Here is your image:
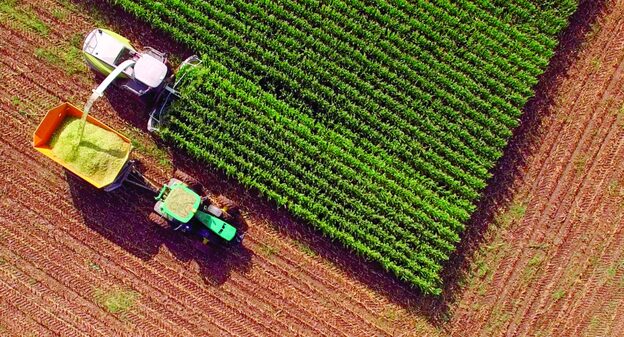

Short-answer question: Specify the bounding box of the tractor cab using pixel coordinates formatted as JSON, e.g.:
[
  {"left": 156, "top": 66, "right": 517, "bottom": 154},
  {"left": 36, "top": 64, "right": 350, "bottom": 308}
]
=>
[
  {"left": 155, "top": 180, "right": 201, "bottom": 223},
  {"left": 82, "top": 28, "right": 169, "bottom": 98},
  {"left": 154, "top": 179, "right": 241, "bottom": 244}
]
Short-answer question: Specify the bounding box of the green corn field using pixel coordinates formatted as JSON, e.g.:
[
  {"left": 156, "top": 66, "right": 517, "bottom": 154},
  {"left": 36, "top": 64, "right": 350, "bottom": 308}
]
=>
[{"left": 113, "top": 0, "right": 577, "bottom": 295}]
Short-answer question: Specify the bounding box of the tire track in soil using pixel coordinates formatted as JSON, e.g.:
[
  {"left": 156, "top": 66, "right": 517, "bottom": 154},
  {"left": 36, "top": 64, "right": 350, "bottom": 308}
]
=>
[
  {"left": 561, "top": 218, "right": 624, "bottom": 336},
  {"left": 550, "top": 104, "right": 624, "bottom": 333},
  {"left": 0, "top": 207, "right": 193, "bottom": 337},
  {"left": 550, "top": 164, "right": 624, "bottom": 335},
  {"left": 0, "top": 250, "right": 107, "bottom": 337},
  {"left": 450, "top": 13, "right": 624, "bottom": 330},
  {"left": 498, "top": 51, "right": 624, "bottom": 337},
  {"left": 607, "top": 284, "right": 624, "bottom": 336},
  {"left": 241, "top": 235, "right": 389, "bottom": 334},
  {"left": 513, "top": 115, "right": 624, "bottom": 335},
  {"left": 235, "top": 223, "right": 399, "bottom": 334},
  {"left": 450, "top": 3, "right": 624, "bottom": 335},
  {"left": 521, "top": 63, "right": 624, "bottom": 335},
  {"left": 0, "top": 269, "right": 87, "bottom": 337},
  {"left": 506, "top": 52, "right": 624, "bottom": 335},
  {"left": 0, "top": 292, "right": 55, "bottom": 337},
  {"left": 0, "top": 281, "right": 76, "bottom": 337},
  {"left": 0, "top": 242, "right": 129, "bottom": 336},
  {"left": 474, "top": 13, "right": 624, "bottom": 324}
]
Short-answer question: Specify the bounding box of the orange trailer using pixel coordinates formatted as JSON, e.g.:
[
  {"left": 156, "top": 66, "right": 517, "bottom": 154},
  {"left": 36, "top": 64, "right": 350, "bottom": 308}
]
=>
[{"left": 32, "top": 102, "right": 134, "bottom": 190}]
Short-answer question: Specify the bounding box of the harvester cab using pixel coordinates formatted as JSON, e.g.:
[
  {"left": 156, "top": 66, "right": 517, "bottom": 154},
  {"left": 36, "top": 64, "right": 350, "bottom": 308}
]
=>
[{"left": 82, "top": 28, "right": 169, "bottom": 99}]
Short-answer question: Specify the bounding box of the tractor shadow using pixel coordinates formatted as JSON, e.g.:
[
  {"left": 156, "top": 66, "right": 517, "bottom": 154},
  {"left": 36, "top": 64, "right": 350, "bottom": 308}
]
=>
[
  {"left": 69, "top": 0, "right": 606, "bottom": 328},
  {"left": 66, "top": 170, "right": 252, "bottom": 286}
]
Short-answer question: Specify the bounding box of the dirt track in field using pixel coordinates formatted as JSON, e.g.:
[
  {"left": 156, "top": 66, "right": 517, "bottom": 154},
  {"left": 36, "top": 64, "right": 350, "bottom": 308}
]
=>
[
  {"left": 0, "top": 0, "right": 623, "bottom": 336},
  {"left": 447, "top": 0, "right": 624, "bottom": 335}
]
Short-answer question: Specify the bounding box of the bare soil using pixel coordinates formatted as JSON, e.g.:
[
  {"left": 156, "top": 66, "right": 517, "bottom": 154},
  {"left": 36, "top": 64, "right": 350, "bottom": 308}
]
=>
[{"left": 0, "top": 0, "right": 622, "bottom": 336}]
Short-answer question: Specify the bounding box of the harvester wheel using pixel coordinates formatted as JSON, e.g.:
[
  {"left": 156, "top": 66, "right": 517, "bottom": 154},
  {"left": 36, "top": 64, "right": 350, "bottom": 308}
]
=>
[{"left": 148, "top": 212, "right": 168, "bottom": 228}]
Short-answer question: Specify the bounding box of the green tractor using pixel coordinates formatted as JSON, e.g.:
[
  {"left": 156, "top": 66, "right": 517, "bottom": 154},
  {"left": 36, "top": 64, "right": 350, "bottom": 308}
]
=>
[{"left": 153, "top": 178, "right": 244, "bottom": 245}]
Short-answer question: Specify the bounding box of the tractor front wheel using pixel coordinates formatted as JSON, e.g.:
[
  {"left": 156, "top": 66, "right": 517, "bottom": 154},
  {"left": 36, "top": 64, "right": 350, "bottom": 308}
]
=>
[{"left": 217, "top": 195, "right": 239, "bottom": 215}]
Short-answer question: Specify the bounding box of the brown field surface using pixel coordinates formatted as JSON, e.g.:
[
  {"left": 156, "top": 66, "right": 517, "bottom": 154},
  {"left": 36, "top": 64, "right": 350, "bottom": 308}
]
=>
[{"left": 0, "top": 0, "right": 622, "bottom": 336}]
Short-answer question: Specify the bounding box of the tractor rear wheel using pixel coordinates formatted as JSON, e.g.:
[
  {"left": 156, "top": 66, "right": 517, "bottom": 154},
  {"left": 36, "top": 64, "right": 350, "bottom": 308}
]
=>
[
  {"left": 148, "top": 212, "right": 168, "bottom": 228},
  {"left": 173, "top": 170, "right": 203, "bottom": 192}
]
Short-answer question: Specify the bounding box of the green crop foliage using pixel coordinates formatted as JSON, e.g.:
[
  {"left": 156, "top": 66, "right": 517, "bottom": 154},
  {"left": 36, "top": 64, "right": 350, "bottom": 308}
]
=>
[
  {"left": 111, "top": 0, "right": 577, "bottom": 295},
  {"left": 94, "top": 287, "right": 139, "bottom": 314},
  {"left": 0, "top": 0, "right": 49, "bottom": 35}
]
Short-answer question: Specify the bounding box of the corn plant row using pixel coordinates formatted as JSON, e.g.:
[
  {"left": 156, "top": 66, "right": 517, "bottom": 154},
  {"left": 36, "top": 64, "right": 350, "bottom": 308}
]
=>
[
  {"left": 112, "top": 0, "right": 576, "bottom": 294},
  {"left": 164, "top": 63, "right": 452, "bottom": 292},
  {"left": 132, "top": 0, "right": 498, "bottom": 198},
  {"left": 168, "top": 0, "right": 517, "bottom": 146},
  {"left": 193, "top": 0, "right": 505, "bottom": 167}
]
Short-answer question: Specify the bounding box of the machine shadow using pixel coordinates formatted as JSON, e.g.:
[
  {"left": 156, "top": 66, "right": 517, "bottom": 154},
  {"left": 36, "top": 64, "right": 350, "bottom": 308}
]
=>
[
  {"left": 66, "top": 170, "right": 252, "bottom": 286},
  {"left": 69, "top": 0, "right": 606, "bottom": 327},
  {"left": 104, "top": 83, "right": 152, "bottom": 129}
]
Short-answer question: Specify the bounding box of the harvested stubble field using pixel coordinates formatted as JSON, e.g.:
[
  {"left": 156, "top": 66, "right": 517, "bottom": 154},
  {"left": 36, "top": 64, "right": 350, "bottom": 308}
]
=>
[{"left": 0, "top": 0, "right": 622, "bottom": 336}]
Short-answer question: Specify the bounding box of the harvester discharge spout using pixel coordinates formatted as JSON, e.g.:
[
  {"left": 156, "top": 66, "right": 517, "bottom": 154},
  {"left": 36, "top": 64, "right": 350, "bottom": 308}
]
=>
[{"left": 83, "top": 59, "right": 137, "bottom": 116}]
